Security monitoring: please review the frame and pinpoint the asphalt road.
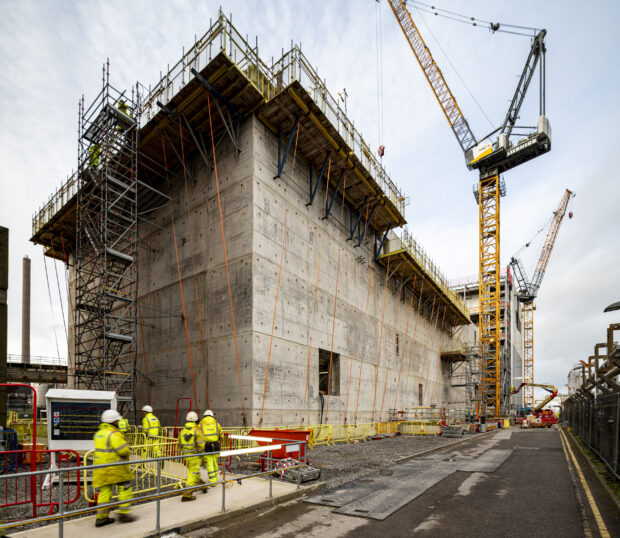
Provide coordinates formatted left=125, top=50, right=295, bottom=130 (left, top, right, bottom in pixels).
left=200, top=427, right=620, bottom=538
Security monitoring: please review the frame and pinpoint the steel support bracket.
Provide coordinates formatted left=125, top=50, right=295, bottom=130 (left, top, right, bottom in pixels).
left=374, top=227, right=391, bottom=261
left=307, top=153, right=331, bottom=207
left=275, top=116, right=300, bottom=179
left=323, top=169, right=345, bottom=219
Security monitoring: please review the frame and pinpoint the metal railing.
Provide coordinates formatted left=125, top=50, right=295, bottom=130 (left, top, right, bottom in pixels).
left=32, top=171, right=78, bottom=237
left=271, top=46, right=406, bottom=216
left=0, top=439, right=307, bottom=536
left=562, top=393, right=620, bottom=480
left=383, top=227, right=470, bottom=321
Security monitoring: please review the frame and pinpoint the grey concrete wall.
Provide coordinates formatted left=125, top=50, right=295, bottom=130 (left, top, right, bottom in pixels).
left=137, top=119, right=254, bottom=426
left=250, top=116, right=459, bottom=426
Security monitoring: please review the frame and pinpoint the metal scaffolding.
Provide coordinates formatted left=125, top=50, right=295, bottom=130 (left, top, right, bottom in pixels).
left=74, top=65, right=139, bottom=413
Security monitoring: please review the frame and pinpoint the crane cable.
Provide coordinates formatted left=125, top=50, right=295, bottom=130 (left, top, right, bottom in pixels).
left=412, top=6, right=495, bottom=129
left=42, top=253, right=63, bottom=376
left=407, top=1, right=541, bottom=37
left=376, top=0, right=385, bottom=148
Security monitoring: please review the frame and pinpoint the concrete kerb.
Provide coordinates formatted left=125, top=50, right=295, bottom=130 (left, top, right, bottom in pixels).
left=563, top=427, right=620, bottom=515
left=394, top=429, right=494, bottom=465
left=143, top=481, right=325, bottom=537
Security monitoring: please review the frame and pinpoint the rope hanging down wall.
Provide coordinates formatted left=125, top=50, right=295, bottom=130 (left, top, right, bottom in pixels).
left=161, top=133, right=198, bottom=407
left=206, top=93, right=247, bottom=426
left=177, top=116, right=210, bottom=409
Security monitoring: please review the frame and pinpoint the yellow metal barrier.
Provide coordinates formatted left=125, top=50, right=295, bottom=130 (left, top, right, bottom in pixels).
left=330, top=425, right=349, bottom=444
left=398, top=421, right=441, bottom=436
left=82, top=436, right=186, bottom=502
left=347, top=423, right=367, bottom=443
left=310, top=425, right=332, bottom=447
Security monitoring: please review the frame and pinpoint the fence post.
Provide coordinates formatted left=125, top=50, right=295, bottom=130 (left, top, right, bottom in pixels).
left=58, top=469, right=64, bottom=538
left=155, top=459, right=161, bottom=533
left=221, top=464, right=226, bottom=513
left=269, top=450, right=273, bottom=499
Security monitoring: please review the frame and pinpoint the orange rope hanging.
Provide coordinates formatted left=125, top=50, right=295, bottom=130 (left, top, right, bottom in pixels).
left=304, top=233, right=324, bottom=404
left=354, top=246, right=374, bottom=423
left=403, top=280, right=425, bottom=405
left=206, top=93, right=247, bottom=424
left=393, top=275, right=417, bottom=410
left=136, top=295, right=151, bottom=405
left=259, top=210, right=288, bottom=426
left=379, top=284, right=403, bottom=420
left=371, top=255, right=390, bottom=422
left=324, top=247, right=341, bottom=424
left=177, top=116, right=209, bottom=409
left=430, top=306, right=448, bottom=403
left=161, top=133, right=198, bottom=407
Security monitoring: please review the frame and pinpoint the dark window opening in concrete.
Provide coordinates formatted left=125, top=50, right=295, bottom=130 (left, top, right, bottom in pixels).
left=395, top=333, right=400, bottom=356
left=418, top=383, right=423, bottom=406
left=319, top=349, right=340, bottom=395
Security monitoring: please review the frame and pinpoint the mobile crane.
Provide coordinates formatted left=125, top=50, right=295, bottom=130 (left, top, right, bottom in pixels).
left=509, top=189, right=574, bottom=408
left=388, top=0, right=550, bottom=418
left=510, top=382, right=558, bottom=427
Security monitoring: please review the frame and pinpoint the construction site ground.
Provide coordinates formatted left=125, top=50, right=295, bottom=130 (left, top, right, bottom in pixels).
left=193, top=428, right=620, bottom=538
left=6, top=433, right=469, bottom=536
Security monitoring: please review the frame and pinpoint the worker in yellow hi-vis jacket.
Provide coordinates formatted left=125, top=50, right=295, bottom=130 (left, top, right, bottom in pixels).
left=178, top=411, right=207, bottom=501
left=117, top=415, right=129, bottom=435
left=93, top=410, right=136, bottom=527
left=141, top=405, right=161, bottom=457
left=199, top=410, right=223, bottom=485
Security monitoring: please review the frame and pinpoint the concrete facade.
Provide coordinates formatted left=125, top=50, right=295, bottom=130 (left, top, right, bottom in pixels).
left=132, top=115, right=466, bottom=426
left=451, top=273, right=525, bottom=411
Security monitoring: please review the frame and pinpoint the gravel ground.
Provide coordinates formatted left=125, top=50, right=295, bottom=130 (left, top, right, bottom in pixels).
left=306, top=433, right=472, bottom=489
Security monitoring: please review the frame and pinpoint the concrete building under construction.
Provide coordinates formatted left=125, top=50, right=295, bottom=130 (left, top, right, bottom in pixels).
left=31, top=12, right=473, bottom=426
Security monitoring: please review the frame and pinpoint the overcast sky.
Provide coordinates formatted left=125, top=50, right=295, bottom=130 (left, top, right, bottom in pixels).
left=0, top=0, right=618, bottom=396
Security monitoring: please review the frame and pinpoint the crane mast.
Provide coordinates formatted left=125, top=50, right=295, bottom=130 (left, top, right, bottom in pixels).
left=388, top=0, right=551, bottom=418
left=510, top=188, right=574, bottom=408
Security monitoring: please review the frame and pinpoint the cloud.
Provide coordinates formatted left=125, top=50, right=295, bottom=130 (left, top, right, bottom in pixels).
left=0, top=0, right=618, bottom=395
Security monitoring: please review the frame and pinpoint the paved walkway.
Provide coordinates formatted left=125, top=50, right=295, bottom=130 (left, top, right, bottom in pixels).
left=11, top=474, right=314, bottom=538
left=209, top=428, right=620, bottom=537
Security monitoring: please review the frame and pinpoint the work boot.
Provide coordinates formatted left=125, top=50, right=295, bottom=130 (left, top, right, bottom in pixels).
left=181, top=495, right=196, bottom=502
left=95, top=517, right=115, bottom=527
left=118, top=513, right=136, bottom=523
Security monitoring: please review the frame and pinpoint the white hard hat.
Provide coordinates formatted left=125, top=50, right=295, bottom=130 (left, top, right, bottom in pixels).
left=101, top=409, right=122, bottom=423
left=186, top=411, right=198, bottom=422
left=142, top=405, right=153, bottom=413
left=204, top=410, right=214, bottom=417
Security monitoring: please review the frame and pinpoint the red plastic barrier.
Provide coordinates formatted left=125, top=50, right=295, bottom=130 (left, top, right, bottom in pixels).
left=0, top=449, right=81, bottom=520
left=249, top=429, right=310, bottom=467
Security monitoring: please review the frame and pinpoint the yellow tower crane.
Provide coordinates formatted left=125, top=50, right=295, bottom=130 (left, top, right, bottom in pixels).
left=387, top=0, right=551, bottom=418
left=509, top=189, right=575, bottom=409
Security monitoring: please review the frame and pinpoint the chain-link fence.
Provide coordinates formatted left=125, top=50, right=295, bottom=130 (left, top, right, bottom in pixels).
left=562, top=392, right=620, bottom=480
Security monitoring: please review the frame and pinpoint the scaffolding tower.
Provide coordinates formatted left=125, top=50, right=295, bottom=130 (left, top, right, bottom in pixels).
left=449, top=346, right=480, bottom=421
left=74, top=66, right=139, bottom=414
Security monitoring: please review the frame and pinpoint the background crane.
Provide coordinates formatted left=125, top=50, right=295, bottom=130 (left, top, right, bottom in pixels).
left=387, top=0, right=551, bottom=418
left=510, top=189, right=575, bottom=409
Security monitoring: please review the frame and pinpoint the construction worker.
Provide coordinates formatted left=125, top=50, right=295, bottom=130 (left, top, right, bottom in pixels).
left=88, top=143, right=100, bottom=169
left=93, top=409, right=136, bottom=527
left=117, top=415, right=129, bottom=436
left=178, top=411, right=207, bottom=501
left=199, top=410, right=222, bottom=485
left=117, top=99, right=131, bottom=117
left=141, top=405, right=161, bottom=457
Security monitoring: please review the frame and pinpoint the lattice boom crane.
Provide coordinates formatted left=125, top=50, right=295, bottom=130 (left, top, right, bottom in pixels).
left=509, top=188, right=574, bottom=408
left=387, top=0, right=551, bottom=418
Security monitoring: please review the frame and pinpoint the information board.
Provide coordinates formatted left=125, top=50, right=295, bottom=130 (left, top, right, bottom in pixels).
left=50, top=401, right=111, bottom=441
